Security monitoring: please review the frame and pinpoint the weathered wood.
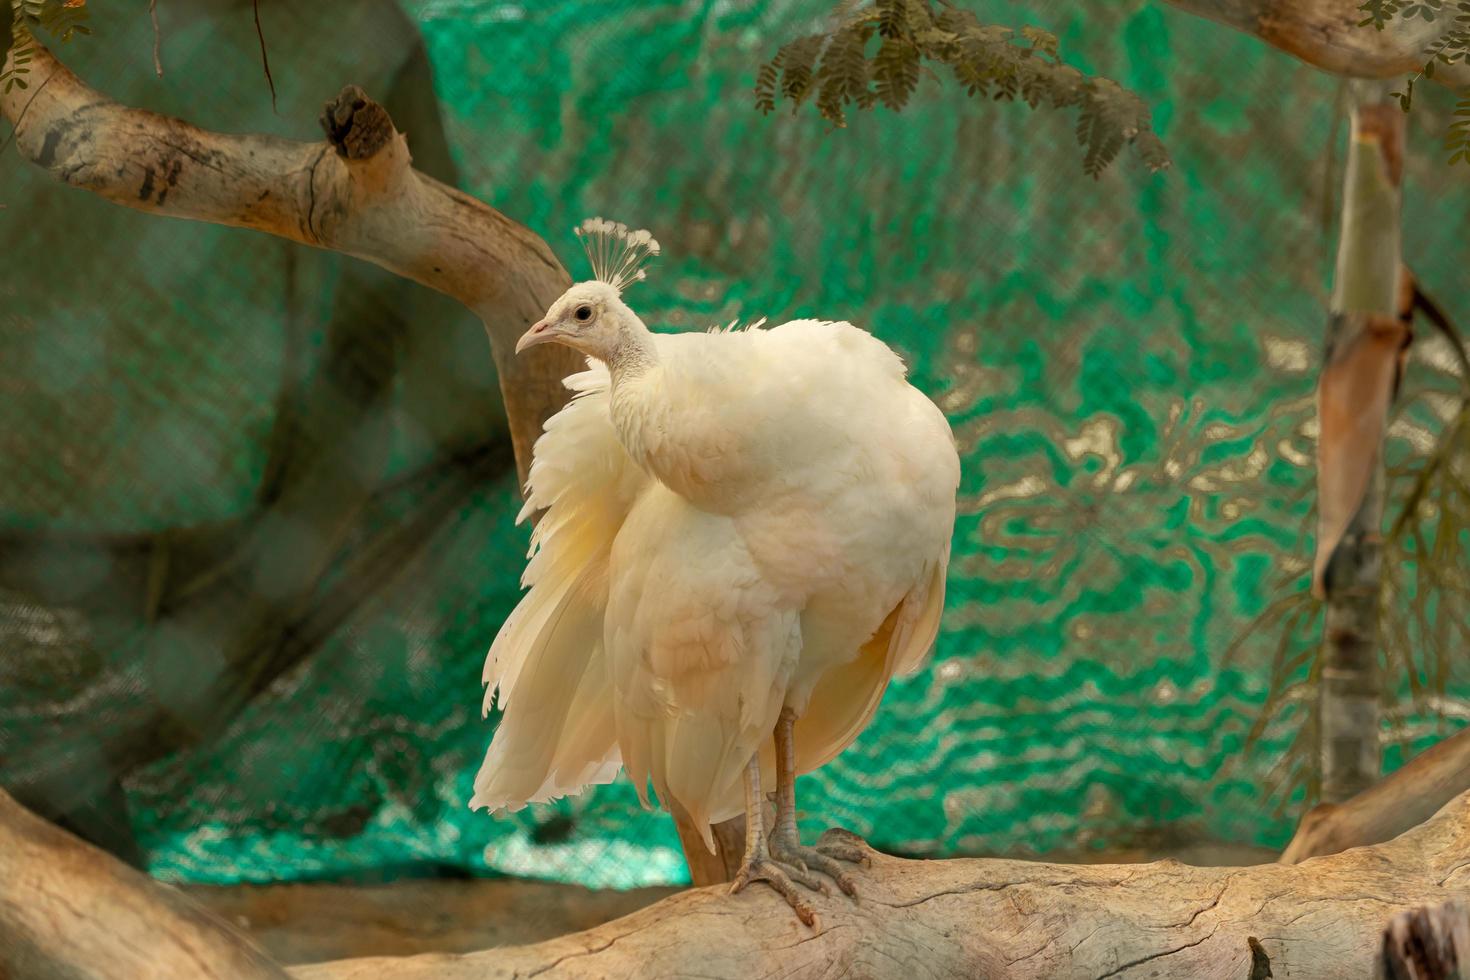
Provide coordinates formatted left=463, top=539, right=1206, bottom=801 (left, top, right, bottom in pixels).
left=0, top=40, right=580, bottom=487
left=0, top=788, right=288, bottom=980
left=287, top=789, right=1470, bottom=979
left=1162, top=0, right=1470, bottom=86
left=8, top=783, right=1470, bottom=978
left=1377, top=900, right=1470, bottom=980
left=1284, top=727, right=1470, bottom=864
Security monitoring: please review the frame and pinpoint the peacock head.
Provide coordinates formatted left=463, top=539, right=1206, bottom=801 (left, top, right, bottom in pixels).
left=517, top=280, right=642, bottom=360
left=515, top=218, right=660, bottom=364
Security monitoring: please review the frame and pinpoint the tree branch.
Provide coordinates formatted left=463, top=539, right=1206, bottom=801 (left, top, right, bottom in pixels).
left=0, top=788, right=288, bottom=979
left=0, top=40, right=581, bottom=484
left=1162, top=0, right=1470, bottom=85
left=7, top=782, right=1470, bottom=979
left=0, top=36, right=734, bottom=890
left=1283, top=726, right=1470, bottom=863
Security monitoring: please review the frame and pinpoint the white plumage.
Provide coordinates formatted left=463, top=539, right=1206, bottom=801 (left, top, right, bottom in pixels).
left=471, top=224, right=957, bottom=919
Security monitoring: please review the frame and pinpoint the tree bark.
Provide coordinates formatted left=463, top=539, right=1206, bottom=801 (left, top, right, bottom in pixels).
left=1161, top=0, right=1470, bottom=85
left=673, top=804, right=748, bottom=885
left=7, top=784, right=1470, bottom=980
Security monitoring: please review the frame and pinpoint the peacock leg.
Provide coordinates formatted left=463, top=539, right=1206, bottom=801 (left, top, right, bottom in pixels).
left=769, top=706, right=869, bottom=899
left=728, top=752, right=827, bottom=926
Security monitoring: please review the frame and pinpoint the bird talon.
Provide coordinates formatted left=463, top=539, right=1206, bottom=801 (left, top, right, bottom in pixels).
left=771, top=831, right=866, bottom=902
left=730, top=854, right=821, bottom=926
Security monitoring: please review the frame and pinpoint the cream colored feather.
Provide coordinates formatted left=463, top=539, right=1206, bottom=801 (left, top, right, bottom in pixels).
left=472, top=275, right=959, bottom=852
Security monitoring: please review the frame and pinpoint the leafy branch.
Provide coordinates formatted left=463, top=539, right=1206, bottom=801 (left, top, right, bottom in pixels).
left=755, top=0, right=1169, bottom=177
left=1360, top=0, right=1470, bottom=164
left=2, top=0, right=90, bottom=95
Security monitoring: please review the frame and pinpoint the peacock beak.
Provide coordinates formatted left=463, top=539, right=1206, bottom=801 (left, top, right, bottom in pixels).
left=515, top=319, right=557, bottom=354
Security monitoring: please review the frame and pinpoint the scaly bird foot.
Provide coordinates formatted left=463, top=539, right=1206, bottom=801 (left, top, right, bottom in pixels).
left=729, top=852, right=826, bottom=927
left=771, top=826, right=872, bottom=899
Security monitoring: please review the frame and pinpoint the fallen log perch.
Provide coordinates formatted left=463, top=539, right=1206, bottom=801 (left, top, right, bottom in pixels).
left=4, top=787, right=1470, bottom=980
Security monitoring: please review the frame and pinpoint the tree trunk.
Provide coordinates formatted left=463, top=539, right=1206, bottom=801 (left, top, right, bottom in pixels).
left=1314, top=86, right=1406, bottom=803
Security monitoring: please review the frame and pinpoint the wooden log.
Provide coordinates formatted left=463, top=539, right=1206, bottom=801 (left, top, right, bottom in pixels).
left=8, top=782, right=1470, bottom=978
left=0, top=788, right=287, bottom=979
left=1314, top=87, right=1406, bottom=804
left=287, top=789, right=1470, bottom=980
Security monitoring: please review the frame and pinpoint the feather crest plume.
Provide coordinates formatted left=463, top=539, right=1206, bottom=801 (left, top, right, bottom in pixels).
left=574, top=217, right=660, bottom=291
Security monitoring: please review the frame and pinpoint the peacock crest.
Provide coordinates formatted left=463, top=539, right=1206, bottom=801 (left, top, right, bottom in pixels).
left=574, top=217, right=661, bottom=292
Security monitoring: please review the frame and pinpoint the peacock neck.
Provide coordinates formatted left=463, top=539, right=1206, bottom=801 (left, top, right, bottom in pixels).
left=605, top=315, right=659, bottom=388
left=605, top=317, right=667, bottom=475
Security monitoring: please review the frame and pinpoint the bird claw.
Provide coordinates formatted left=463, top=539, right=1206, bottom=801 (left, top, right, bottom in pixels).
left=772, top=828, right=868, bottom=899
left=730, top=854, right=822, bottom=927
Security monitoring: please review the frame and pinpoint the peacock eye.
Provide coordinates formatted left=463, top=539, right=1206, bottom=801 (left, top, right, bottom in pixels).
left=574, top=305, right=593, bottom=322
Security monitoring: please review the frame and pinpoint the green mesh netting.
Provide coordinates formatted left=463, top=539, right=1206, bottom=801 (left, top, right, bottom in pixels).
left=3, top=0, right=1468, bottom=890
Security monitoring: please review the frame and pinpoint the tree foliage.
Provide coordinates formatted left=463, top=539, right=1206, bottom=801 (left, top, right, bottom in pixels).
left=755, top=0, right=1168, bottom=177
left=2, top=0, right=91, bottom=95
left=1361, top=0, right=1470, bottom=164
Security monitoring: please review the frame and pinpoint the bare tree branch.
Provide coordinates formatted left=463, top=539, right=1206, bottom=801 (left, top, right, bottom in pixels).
left=0, top=40, right=582, bottom=484
left=0, top=36, right=737, bottom=888
left=1283, top=726, right=1470, bottom=863
left=6, top=782, right=1470, bottom=979
left=1162, top=0, right=1470, bottom=85
left=0, top=788, right=288, bottom=979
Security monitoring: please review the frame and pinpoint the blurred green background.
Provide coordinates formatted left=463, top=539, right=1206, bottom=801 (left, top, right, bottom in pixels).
left=2, top=0, right=1467, bottom=890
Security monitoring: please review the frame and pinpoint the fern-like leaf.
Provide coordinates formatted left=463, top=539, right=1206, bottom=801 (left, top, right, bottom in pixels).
left=777, top=33, right=827, bottom=109
left=873, top=36, right=919, bottom=109
left=1364, top=0, right=1470, bottom=162
left=814, top=23, right=871, bottom=126
left=754, top=0, right=1168, bottom=176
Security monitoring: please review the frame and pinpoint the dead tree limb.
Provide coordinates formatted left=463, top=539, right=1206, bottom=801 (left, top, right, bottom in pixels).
left=0, top=788, right=287, bottom=979
left=1284, top=726, right=1470, bottom=863
left=0, top=41, right=580, bottom=485
left=8, top=783, right=1470, bottom=979
left=1161, top=0, right=1470, bottom=85
left=288, top=784, right=1470, bottom=978
left=291, top=787, right=1470, bottom=979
